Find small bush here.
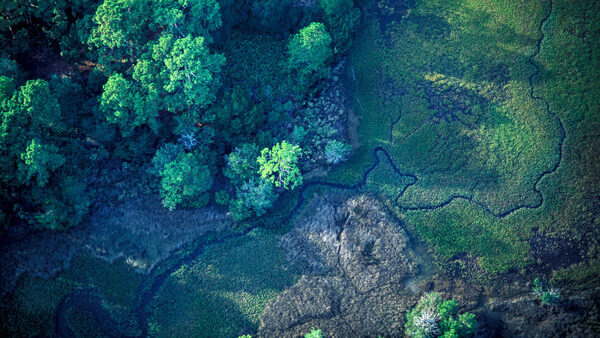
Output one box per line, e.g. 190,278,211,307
533,278,561,306
405,292,477,338
304,328,324,338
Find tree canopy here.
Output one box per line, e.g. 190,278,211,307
257,141,303,190
0,0,355,229
287,22,334,89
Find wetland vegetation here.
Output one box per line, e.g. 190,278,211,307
1,0,599,336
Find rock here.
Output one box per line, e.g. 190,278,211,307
259,195,416,337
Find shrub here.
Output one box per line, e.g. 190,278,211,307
215,190,230,206
405,292,477,338
533,278,561,306
304,328,324,338
324,140,352,164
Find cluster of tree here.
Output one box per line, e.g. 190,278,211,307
1,0,362,231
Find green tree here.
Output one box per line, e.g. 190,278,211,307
405,293,477,338
161,34,226,113
223,143,260,185
0,79,91,231
25,175,91,231
89,0,151,63
152,0,222,38
19,139,65,187
1,79,63,183
257,141,303,190
18,79,64,133
287,22,333,88
229,177,277,221
0,76,15,103
151,144,213,210
319,0,361,54
100,73,160,137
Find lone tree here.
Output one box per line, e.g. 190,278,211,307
257,141,303,190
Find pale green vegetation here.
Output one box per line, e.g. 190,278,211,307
305,328,325,338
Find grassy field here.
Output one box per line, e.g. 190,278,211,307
329,0,600,277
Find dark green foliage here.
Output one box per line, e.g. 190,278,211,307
405,293,477,338
223,143,260,185
152,0,222,38
247,0,312,35
214,190,229,205
532,277,544,297
0,76,15,102
229,177,277,221
0,78,92,230
224,143,280,221
19,139,65,187
319,0,361,55
541,290,561,306
0,0,75,55
14,79,64,133
0,0,351,232
28,175,91,230
210,86,264,144
151,143,214,210
532,278,561,306
288,22,334,90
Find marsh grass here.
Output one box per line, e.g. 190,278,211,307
330,0,599,277
147,228,298,337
